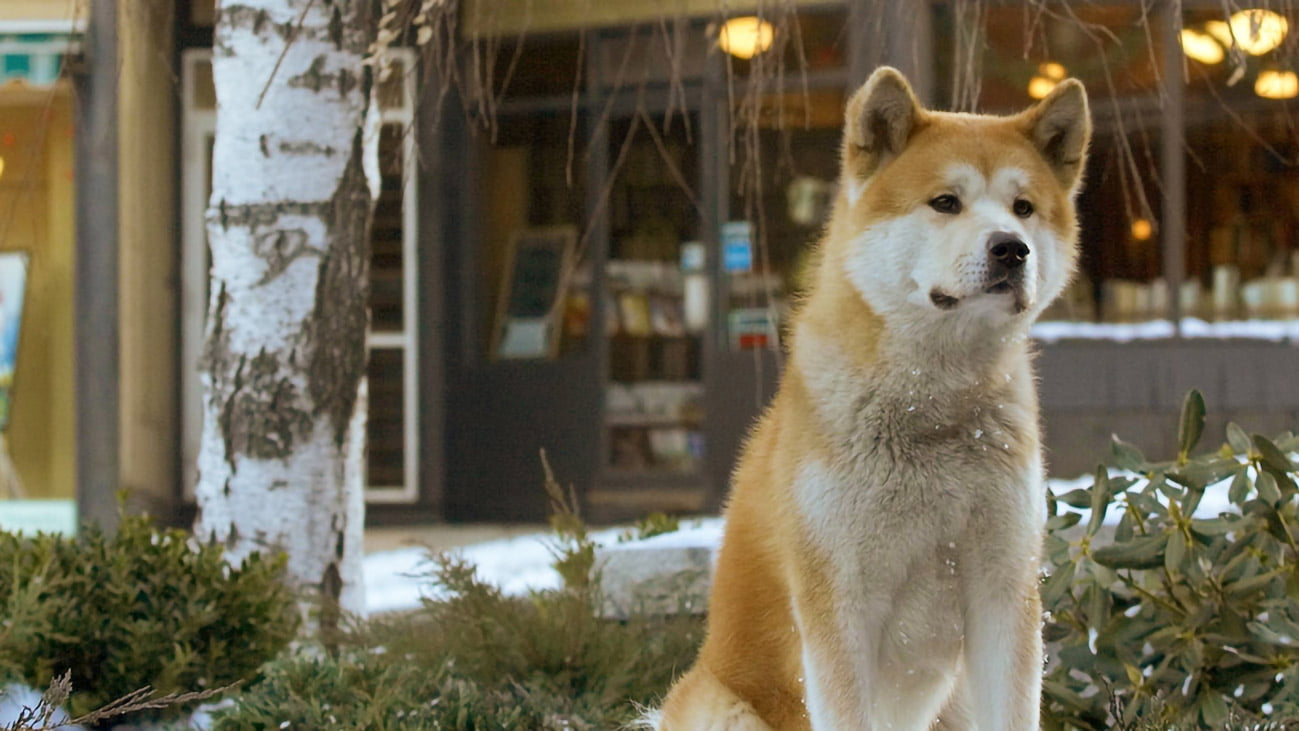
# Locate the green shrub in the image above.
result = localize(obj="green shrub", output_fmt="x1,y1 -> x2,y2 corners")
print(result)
0,506 -> 299,724
217,531 -> 704,729
1042,390 -> 1299,729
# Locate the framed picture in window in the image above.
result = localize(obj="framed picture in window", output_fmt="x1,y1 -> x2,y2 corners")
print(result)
0,251 -> 30,431
492,226 -> 577,360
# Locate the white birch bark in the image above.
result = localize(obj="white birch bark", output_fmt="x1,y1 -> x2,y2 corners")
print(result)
196,0 -> 379,626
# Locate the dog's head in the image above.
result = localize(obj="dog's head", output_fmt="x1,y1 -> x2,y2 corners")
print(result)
830,67 -> 1091,335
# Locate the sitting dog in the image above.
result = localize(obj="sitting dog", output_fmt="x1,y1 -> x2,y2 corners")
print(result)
655,66 -> 1091,730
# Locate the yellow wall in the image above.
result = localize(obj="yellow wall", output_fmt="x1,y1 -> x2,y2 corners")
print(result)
118,0 -> 178,511
0,94 -> 76,498
0,0 -> 85,500
0,2 -> 85,23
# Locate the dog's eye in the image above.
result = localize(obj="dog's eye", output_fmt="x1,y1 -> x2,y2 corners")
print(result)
929,195 -> 961,214
1013,199 -> 1034,218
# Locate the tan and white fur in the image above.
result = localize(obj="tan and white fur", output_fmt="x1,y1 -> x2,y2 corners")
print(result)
654,67 -> 1091,730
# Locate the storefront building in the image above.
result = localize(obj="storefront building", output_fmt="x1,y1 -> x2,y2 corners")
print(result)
44,1 -> 1299,525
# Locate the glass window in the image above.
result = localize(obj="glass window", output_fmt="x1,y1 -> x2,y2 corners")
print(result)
1182,8 -> 1299,322
476,111 -> 590,360
727,88 -> 844,346
604,113 -> 705,475
370,123 -> 406,332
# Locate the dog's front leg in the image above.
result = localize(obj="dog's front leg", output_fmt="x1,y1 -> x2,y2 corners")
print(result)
795,592 -> 889,730
961,573 -> 1043,730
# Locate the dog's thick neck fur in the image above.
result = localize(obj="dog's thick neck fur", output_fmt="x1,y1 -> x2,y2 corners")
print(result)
790,261 -> 1036,454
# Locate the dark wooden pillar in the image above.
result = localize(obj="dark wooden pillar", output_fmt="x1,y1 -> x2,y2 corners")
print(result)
72,0 -> 121,530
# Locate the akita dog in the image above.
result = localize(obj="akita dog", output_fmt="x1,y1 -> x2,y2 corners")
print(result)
655,67 -> 1091,730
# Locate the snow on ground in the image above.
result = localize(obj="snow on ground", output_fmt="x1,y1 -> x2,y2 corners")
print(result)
1031,318 -> 1299,343
361,475 -> 1245,615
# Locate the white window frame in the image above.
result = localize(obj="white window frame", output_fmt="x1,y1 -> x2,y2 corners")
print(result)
180,48 -> 421,504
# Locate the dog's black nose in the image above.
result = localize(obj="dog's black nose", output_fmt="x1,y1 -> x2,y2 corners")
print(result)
988,232 -> 1029,269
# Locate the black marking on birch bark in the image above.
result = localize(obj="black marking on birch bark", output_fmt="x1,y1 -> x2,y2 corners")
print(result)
304,127 -> 372,447
217,349 -> 314,462
225,522 -> 241,551
252,228 -> 321,286
329,5 -> 344,50
336,67 -> 357,98
259,134 -> 270,157
212,200 -> 331,230
278,140 -> 338,156
198,282 -> 247,469
319,560 -> 343,654
223,477 -> 231,497
290,55 -> 330,93
218,5 -> 302,42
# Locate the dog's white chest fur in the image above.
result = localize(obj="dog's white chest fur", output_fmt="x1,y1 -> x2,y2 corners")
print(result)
791,336 -> 1044,729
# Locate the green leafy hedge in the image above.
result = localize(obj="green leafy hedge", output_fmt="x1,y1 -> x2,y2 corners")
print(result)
0,508 -> 298,723
1043,390 -> 1299,729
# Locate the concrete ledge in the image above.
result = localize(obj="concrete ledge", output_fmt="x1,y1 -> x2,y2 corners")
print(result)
596,518 -> 722,619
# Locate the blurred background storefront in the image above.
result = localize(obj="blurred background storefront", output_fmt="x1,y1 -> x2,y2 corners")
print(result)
430,1 -> 1299,522
6,0 -> 1298,527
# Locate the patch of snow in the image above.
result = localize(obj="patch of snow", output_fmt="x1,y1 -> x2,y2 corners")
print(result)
0,684 -> 82,730
364,527 -> 627,614
600,518 -> 725,553
1032,318 -> 1299,343
1032,320 -> 1175,342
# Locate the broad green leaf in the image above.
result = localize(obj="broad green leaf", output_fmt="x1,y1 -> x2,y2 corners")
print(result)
1040,561 -> 1076,606
1087,466 -> 1111,537
1178,389 -> 1206,462
1124,663 -> 1143,688
1226,422 -> 1252,455
1170,458 -> 1240,491
1165,530 -> 1187,575
1115,511 -> 1135,542
1253,433 -> 1295,473
1056,489 -> 1092,509
1247,619 -> 1299,646
1199,691 -> 1229,727
1257,471 -> 1281,504
1092,533 -> 1167,569
1111,435 -> 1146,471
1084,583 -> 1109,630
1045,512 -> 1082,532
1189,516 -> 1236,536
1226,567 -> 1284,598
1181,484 -> 1204,517
1228,470 -> 1251,505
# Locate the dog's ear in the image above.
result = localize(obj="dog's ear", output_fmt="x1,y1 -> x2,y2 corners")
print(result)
1021,78 -> 1091,191
843,67 -> 924,181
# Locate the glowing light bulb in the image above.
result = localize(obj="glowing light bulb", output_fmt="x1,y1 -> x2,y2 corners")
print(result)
1039,62 -> 1066,81
719,17 -> 775,60
1180,28 -> 1225,65
1027,76 -> 1056,99
1256,69 -> 1298,99
1207,10 -> 1288,56
1027,62 -> 1066,99
1131,218 -> 1153,241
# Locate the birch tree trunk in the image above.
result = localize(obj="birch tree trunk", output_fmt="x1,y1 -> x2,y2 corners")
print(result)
196,0 -> 378,626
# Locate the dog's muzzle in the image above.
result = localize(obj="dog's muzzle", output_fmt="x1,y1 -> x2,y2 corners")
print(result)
929,232 -> 1032,313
